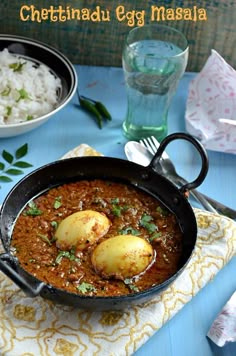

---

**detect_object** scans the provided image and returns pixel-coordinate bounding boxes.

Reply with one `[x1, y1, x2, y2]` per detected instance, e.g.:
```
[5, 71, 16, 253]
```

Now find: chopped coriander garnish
[29, 258, 37, 263]
[16, 88, 31, 102]
[1, 86, 11, 96]
[9, 62, 26, 72]
[24, 201, 42, 216]
[26, 115, 34, 121]
[111, 205, 122, 217]
[55, 249, 80, 265]
[111, 197, 120, 204]
[128, 284, 139, 292]
[54, 196, 62, 209]
[6, 106, 12, 116]
[111, 198, 129, 217]
[124, 278, 132, 284]
[55, 251, 71, 264]
[51, 221, 58, 229]
[124, 278, 139, 292]
[156, 206, 169, 216]
[119, 227, 140, 236]
[92, 197, 107, 207]
[76, 282, 96, 294]
[149, 232, 162, 242]
[140, 214, 157, 233]
[37, 233, 53, 246]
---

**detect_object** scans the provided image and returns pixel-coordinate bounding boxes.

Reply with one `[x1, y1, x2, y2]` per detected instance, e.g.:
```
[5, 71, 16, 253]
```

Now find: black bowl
[0, 133, 208, 310]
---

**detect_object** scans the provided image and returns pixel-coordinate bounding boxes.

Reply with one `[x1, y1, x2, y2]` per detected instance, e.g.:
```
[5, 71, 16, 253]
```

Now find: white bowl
[0, 34, 77, 138]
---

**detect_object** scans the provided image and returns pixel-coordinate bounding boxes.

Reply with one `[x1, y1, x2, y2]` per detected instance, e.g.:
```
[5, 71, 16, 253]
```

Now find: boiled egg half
[55, 210, 111, 251]
[91, 234, 154, 280]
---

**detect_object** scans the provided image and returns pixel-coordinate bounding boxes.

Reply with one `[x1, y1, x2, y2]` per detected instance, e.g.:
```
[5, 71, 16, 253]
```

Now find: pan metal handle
[0, 253, 45, 297]
[149, 132, 209, 194]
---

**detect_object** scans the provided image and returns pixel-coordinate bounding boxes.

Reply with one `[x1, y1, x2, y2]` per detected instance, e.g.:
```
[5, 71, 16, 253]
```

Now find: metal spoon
[124, 141, 236, 219]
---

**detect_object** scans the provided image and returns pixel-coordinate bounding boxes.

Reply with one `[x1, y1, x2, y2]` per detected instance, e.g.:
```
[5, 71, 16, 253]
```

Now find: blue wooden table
[0, 66, 236, 356]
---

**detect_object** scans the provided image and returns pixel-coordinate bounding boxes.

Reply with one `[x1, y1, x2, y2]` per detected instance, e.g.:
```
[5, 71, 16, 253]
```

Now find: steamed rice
[0, 48, 62, 125]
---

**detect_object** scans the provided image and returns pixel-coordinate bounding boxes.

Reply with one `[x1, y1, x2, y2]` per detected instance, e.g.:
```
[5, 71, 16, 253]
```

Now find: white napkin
[207, 291, 236, 347]
[185, 50, 236, 154]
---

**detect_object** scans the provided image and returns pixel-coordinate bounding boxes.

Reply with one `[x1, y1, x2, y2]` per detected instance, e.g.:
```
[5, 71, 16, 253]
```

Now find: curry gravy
[12, 179, 183, 296]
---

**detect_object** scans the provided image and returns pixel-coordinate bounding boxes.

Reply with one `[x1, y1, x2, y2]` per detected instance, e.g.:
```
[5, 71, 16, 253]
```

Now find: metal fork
[140, 136, 236, 219]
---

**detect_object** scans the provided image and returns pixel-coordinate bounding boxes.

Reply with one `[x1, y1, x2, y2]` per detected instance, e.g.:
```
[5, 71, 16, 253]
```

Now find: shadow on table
[208, 339, 236, 356]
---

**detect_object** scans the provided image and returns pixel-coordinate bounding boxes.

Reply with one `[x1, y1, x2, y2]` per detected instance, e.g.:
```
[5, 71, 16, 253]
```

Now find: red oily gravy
[11, 179, 183, 297]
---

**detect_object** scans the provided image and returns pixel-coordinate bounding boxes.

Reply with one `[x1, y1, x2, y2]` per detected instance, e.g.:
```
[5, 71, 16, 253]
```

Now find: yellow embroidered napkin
[60, 143, 103, 159]
[0, 145, 236, 356]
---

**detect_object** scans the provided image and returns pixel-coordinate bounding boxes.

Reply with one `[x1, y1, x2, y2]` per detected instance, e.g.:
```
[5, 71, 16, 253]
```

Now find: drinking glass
[122, 24, 189, 141]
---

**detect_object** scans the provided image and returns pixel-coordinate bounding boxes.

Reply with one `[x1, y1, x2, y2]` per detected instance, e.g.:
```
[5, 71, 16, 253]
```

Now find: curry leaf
[0, 175, 12, 182]
[0, 162, 5, 170]
[5, 168, 24, 175]
[13, 161, 33, 168]
[15, 143, 28, 159]
[2, 150, 14, 164]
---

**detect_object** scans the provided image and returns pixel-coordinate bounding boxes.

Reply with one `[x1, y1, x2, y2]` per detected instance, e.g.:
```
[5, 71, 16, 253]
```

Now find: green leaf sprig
[77, 90, 112, 129]
[0, 144, 33, 187]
